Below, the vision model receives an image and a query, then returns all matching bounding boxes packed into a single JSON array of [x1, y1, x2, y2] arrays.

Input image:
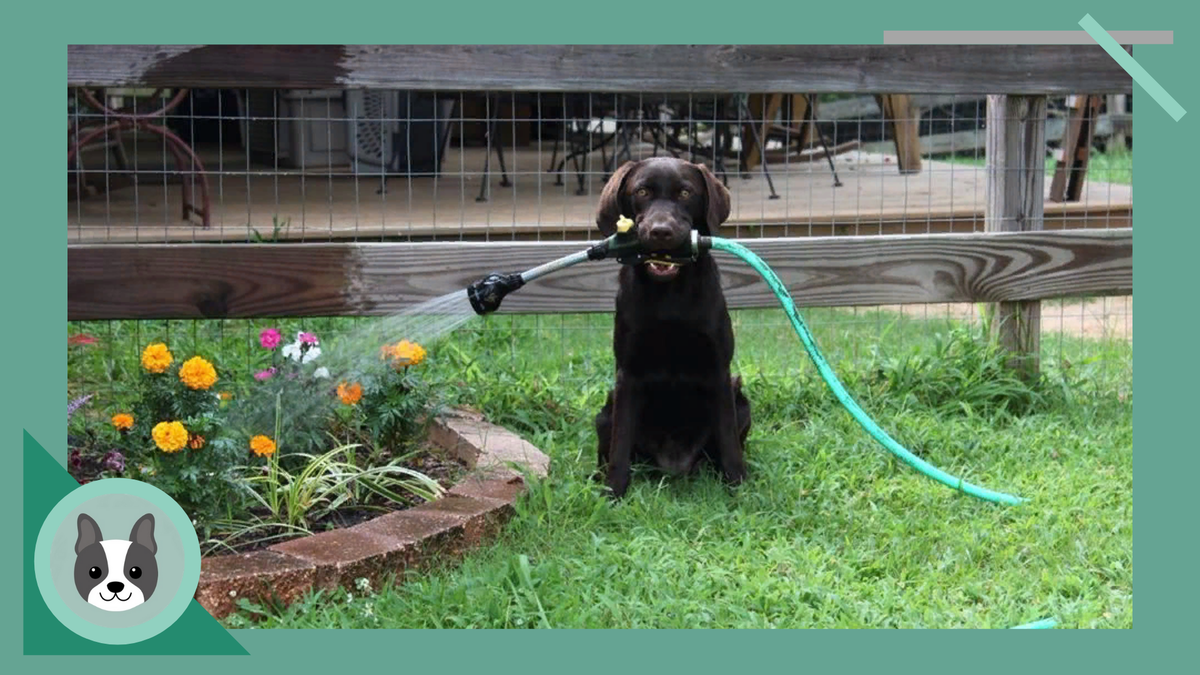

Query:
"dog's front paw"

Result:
[[605, 468, 631, 501], [722, 461, 747, 488]]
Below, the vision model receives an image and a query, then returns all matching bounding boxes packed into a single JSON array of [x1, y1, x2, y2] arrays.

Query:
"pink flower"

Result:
[[299, 332, 319, 345], [68, 333, 98, 346], [260, 328, 282, 350], [254, 367, 277, 381]]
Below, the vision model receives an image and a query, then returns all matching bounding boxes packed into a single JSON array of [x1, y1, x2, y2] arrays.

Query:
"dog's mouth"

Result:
[[99, 591, 133, 602], [644, 259, 682, 281]]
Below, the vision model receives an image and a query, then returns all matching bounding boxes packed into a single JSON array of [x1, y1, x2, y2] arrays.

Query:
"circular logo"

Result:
[[34, 478, 201, 645]]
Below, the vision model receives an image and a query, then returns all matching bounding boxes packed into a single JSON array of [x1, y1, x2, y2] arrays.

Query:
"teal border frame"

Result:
[[6, 0, 1188, 672]]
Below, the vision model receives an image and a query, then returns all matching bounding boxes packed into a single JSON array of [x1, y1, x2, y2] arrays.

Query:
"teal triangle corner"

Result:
[[23, 430, 249, 655]]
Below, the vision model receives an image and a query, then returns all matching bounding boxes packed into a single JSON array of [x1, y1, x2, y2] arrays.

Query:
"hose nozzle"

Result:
[[467, 272, 526, 315]]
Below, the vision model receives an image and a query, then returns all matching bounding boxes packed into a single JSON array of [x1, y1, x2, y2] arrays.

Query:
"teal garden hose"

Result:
[[468, 228, 1027, 506], [1010, 618, 1058, 629], [706, 237, 1026, 506]]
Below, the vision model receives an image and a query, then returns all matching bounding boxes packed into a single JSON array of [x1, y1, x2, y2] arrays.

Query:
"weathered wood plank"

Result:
[[67, 45, 1134, 94], [68, 229, 1131, 321], [986, 95, 1048, 379]]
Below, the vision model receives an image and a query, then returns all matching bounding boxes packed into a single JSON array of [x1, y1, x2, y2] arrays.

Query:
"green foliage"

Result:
[[118, 347, 247, 526], [212, 307, 1131, 629], [68, 324, 448, 540], [354, 364, 439, 456], [71, 303, 1132, 628], [864, 326, 1046, 419], [250, 215, 292, 243], [245, 442, 446, 530]]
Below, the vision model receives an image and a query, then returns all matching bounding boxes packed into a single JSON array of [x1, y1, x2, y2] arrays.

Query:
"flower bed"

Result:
[[194, 407, 549, 619], [66, 325, 473, 559]]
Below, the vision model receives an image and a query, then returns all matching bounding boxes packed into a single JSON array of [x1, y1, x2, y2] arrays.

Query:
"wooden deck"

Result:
[[67, 145, 1132, 244]]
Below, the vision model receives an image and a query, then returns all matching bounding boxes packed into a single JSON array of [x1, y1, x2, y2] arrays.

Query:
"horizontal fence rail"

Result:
[[67, 45, 1134, 94], [68, 228, 1132, 320]]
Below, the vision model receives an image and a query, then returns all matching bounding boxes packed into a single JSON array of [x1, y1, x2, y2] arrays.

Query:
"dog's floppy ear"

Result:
[[76, 513, 102, 554], [695, 162, 731, 233], [130, 513, 157, 554], [596, 160, 640, 236]]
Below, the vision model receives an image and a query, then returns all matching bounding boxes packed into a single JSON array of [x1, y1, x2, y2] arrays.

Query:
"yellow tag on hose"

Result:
[[616, 215, 634, 233]]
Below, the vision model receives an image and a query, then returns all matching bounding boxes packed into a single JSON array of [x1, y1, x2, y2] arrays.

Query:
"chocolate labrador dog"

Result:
[[593, 157, 752, 499]]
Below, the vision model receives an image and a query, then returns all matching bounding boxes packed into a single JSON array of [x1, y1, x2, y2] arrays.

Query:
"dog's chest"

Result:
[[622, 321, 723, 441], [620, 319, 721, 378]]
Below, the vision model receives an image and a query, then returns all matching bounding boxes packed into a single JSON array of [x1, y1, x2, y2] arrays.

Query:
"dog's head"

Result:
[[596, 157, 731, 282], [74, 513, 158, 612]]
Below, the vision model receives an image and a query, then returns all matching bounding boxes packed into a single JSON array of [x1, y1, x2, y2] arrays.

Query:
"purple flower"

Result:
[[68, 394, 94, 422], [69, 448, 83, 471], [102, 450, 126, 473]]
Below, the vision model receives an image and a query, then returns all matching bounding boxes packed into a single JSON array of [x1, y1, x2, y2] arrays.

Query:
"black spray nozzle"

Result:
[[581, 230, 713, 266], [467, 272, 526, 315], [612, 230, 711, 267]]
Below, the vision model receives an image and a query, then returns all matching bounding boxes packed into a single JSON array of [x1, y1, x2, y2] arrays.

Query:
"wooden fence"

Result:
[[67, 45, 1136, 378]]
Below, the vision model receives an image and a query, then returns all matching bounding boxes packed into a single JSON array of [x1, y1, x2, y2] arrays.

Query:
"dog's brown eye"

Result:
[[635, 187, 649, 198], [89, 566, 102, 579], [129, 566, 142, 579], [679, 189, 691, 199]]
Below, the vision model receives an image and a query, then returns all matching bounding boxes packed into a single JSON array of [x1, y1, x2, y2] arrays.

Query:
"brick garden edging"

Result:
[[193, 408, 550, 619]]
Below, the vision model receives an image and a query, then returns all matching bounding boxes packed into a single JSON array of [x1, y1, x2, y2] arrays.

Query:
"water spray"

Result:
[[466, 215, 1026, 506]]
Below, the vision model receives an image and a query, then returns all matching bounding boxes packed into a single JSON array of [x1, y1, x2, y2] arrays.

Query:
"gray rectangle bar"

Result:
[[884, 30, 1171, 45]]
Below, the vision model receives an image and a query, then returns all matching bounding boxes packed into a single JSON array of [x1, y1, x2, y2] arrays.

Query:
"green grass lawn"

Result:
[[70, 304, 1130, 629]]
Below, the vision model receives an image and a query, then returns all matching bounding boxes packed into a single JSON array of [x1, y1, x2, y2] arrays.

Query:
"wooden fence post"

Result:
[[985, 95, 1048, 380]]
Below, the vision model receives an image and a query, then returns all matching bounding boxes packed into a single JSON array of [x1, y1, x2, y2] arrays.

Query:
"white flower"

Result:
[[283, 336, 322, 364], [281, 340, 302, 362], [313, 367, 330, 379]]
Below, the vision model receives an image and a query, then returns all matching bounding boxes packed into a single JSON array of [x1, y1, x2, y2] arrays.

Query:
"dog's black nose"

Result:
[[648, 223, 674, 242], [107, 581, 124, 593]]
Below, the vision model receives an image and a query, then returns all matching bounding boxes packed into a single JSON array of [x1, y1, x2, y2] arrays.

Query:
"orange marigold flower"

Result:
[[337, 381, 363, 405], [249, 435, 277, 457], [219, 391, 233, 401], [111, 413, 134, 431], [382, 340, 427, 368], [178, 356, 218, 390], [188, 434, 206, 450], [152, 421, 189, 453], [141, 343, 173, 374]]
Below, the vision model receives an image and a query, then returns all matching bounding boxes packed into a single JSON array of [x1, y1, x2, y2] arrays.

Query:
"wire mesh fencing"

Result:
[[67, 88, 1133, 409]]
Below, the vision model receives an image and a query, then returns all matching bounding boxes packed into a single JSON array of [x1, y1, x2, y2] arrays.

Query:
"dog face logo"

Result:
[[73, 513, 158, 612]]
